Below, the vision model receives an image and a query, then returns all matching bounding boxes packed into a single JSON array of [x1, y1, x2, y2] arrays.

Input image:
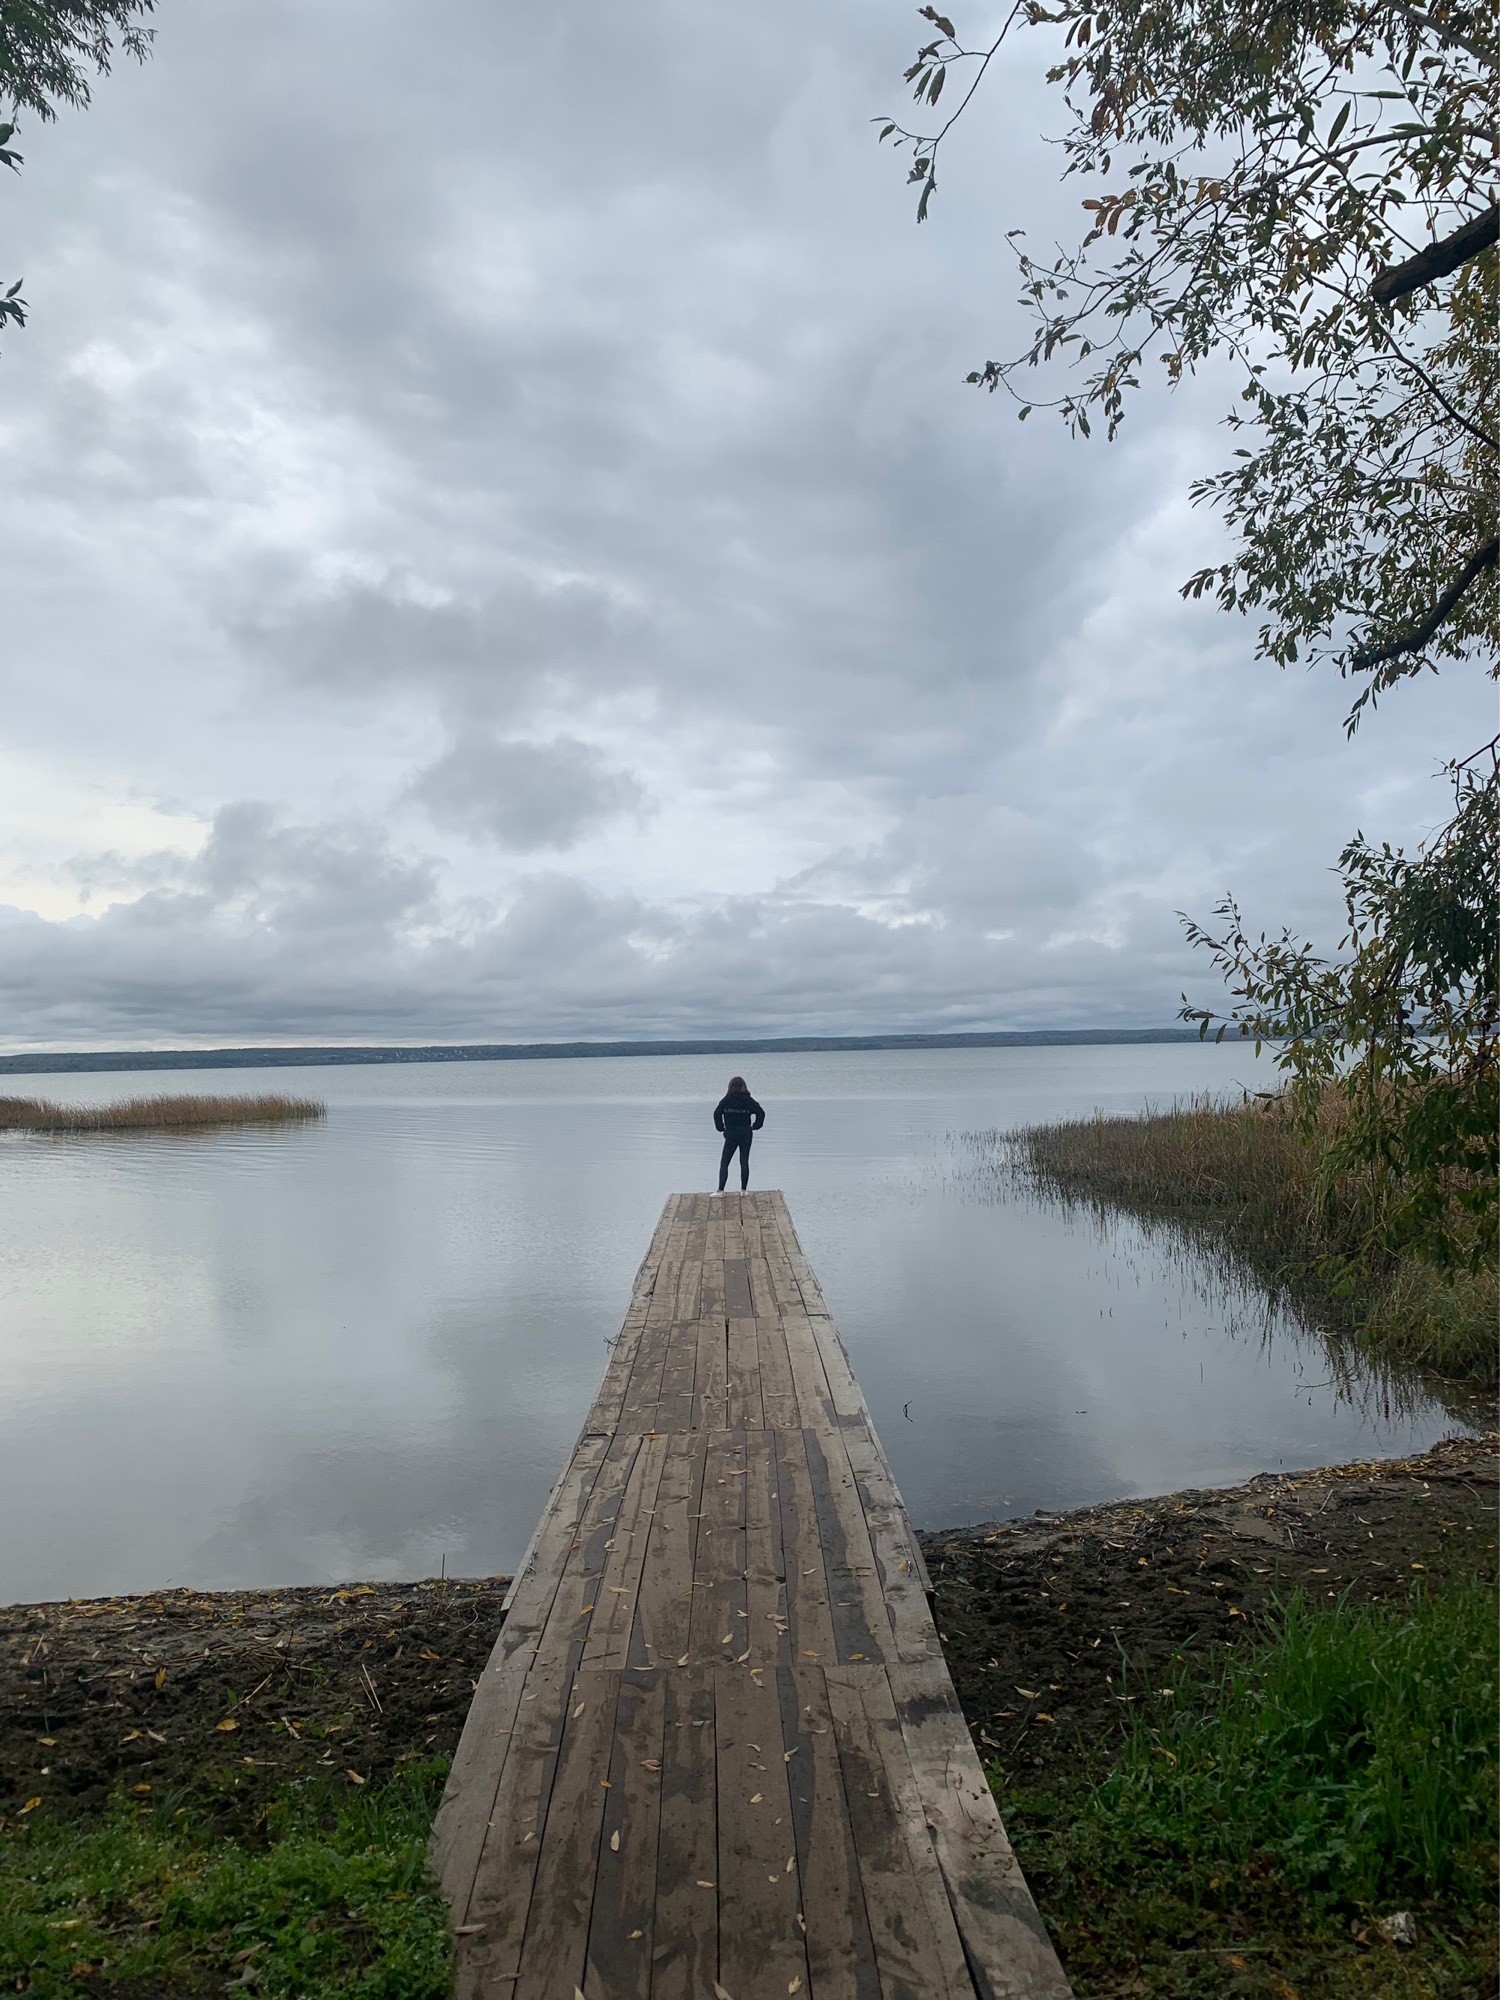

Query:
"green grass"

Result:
[[0, 1761, 452, 1998], [985, 1094, 1498, 1389], [999, 1586, 1499, 1997]]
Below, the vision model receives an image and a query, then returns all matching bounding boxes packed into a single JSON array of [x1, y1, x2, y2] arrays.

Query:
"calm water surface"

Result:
[[0, 1045, 1463, 1605]]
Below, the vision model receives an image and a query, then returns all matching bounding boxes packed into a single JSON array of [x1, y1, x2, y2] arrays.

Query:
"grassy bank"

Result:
[[991, 1094, 1496, 1388], [1001, 1583, 1497, 1999], [3, 1446, 1493, 1996], [3, 1765, 451, 2000], [0, 1093, 325, 1133]]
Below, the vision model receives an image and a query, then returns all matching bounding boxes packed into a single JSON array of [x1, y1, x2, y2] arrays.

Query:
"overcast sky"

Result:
[[0, 0, 1487, 1051]]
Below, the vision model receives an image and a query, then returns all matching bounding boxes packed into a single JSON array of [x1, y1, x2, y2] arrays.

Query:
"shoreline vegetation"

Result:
[[2, 1437, 1493, 2000], [0, 1094, 326, 1134], [982, 1092, 1497, 1392]]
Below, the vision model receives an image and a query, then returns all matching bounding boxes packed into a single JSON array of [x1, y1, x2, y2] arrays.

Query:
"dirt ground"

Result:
[[921, 1430, 1498, 1794], [0, 1577, 508, 1831], [2, 1432, 1494, 1830]]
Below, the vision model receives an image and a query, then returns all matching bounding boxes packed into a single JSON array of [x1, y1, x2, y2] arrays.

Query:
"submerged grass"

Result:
[[985, 1093, 1497, 1388], [0, 1760, 451, 1999], [0, 1092, 326, 1133], [1000, 1584, 1499, 1998]]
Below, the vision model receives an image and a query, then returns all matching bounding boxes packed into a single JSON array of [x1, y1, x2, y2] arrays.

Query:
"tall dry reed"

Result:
[[978, 1093, 1496, 1390], [0, 1093, 326, 1133]]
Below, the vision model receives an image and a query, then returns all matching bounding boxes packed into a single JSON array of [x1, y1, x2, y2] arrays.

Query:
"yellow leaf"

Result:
[[38, 1738, 55, 1748], [18, 1798, 41, 1815], [215, 1719, 238, 1732], [750, 1793, 763, 1804], [154, 1667, 167, 1690], [610, 1830, 620, 1852], [789, 1981, 802, 1994]]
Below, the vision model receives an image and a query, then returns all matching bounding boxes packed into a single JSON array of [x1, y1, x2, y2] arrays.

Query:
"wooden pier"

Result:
[[433, 1191, 1070, 2000]]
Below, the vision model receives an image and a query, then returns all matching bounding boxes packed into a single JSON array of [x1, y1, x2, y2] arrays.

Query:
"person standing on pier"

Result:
[[713, 1075, 765, 1192]]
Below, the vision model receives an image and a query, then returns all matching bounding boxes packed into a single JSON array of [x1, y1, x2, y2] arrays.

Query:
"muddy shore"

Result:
[[3, 1432, 1492, 1833]]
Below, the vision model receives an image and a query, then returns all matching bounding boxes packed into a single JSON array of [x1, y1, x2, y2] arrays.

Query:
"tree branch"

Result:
[[1351, 536, 1499, 671], [1372, 202, 1499, 305], [1377, 1, 1500, 74]]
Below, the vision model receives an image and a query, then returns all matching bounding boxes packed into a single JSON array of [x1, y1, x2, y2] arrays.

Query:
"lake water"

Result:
[[0, 1044, 1464, 1606]]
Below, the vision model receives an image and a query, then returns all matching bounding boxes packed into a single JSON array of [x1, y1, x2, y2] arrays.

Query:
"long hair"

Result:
[[727, 1074, 748, 1094]]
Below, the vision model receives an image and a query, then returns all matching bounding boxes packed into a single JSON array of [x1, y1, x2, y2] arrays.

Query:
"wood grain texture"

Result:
[[436, 1190, 1071, 1999]]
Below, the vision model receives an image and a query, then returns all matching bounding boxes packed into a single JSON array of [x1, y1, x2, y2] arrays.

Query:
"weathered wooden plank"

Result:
[[583, 1431, 670, 1669], [802, 1427, 892, 1666], [693, 1313, 729, 1433], [432, 1619, 542, 1917], [725, 1314, 764, 1430], [512, 1669, 622, 2000], [722, 1257, 754, 1319], [584, 1667, 667, 2000], [653, 1320, 700, 1434], [823, 1666, 973, 2000], [755, 1312, 803, 1431], [780, 1302, 841, 1435], [840, 1422, 943, 1667], [650, 1669, 719, 2000], [628, 1433, 706, 1672], [742, 1426, 788, 1664], [780, 1664, 883, 2000], [498, 1430, 614, 1626], [773, 1427, 840, 1669], [889, 1660, 1073, 2000], [755, 1197, 808, 1314], [454, 1651, 579, 1993], [713, 1662, 811, 1996], [588, 1196, 682, 1432], [689, 1431, 748, 1665]]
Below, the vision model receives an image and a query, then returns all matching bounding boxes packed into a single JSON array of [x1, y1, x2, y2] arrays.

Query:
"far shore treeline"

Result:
[[0, 1027, 1203, 1076]]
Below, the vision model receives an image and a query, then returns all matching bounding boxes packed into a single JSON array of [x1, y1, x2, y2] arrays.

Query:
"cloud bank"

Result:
[[0, 0, 1488, 1048]]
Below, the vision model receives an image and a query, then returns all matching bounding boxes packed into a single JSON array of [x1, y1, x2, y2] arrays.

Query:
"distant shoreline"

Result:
[[0, 1027, 1207, 1077]]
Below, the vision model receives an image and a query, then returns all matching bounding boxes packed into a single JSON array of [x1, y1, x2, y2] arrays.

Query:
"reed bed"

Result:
[[970, 1093, 1496, 1390], [0, 1093, 326, 1133]]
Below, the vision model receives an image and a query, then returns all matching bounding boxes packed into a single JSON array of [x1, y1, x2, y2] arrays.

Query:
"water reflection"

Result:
[[0, 1046, 1468, 1604]]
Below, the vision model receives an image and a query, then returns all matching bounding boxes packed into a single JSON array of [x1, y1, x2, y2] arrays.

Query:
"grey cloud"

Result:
[[407, 733, 649, 851], [237, 572, 646, 719], [0, 800, 1191, 1048], [0, 0, 1490, 1052]]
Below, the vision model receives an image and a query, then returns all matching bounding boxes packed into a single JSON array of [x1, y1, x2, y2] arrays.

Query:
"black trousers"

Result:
[[718, 1130, 752, 1190]]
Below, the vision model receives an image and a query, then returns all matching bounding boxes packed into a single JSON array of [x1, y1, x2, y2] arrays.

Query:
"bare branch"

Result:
[[1372, 202, 1500, 304]]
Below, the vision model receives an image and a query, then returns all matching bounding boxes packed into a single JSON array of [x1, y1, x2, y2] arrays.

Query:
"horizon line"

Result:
[[0, 1026, 1212, 1076]]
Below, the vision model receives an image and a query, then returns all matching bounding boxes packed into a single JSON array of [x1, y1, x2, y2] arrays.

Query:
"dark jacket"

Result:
[[714, 1089, 765, 1136]]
